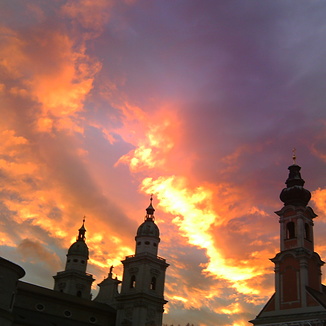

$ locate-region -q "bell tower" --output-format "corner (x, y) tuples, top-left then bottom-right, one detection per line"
(251, 157), (326, 325)
(273, 163), (323, 309)
(53, 219), (94, 299)
(115, 197), (169, 326)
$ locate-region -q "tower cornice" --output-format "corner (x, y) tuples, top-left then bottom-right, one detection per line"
(271, 249), (325, 266)
(275, 205), (317, 219)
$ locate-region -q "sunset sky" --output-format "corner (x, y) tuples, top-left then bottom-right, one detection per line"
(1, 1), (326, 325)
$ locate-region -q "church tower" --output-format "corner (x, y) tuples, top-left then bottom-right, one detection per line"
(115, 197), (169, 326)
(251, 158), (326, 325)
(53, 219), (94, 299)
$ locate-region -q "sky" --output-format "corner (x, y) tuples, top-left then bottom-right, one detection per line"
(1, 0), (326, 325)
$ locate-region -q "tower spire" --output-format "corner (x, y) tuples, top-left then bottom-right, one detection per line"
(145, 194), (155, 220)
(53, 216), (94, 299)
(77, 216), (86, 241)
(116, 195), (168, 326)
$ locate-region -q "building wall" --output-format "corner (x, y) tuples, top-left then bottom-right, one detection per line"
(13, 281), (116, 326)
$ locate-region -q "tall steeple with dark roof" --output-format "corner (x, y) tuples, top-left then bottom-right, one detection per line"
(115, 196), (169, 326)
(53, 219), (94, 299)
(250, 158), (326, 326)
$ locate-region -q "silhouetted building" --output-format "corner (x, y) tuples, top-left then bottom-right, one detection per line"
(250, 163), (326, 326)
(53, 219), (95, 299)
(0, 198), (168, 326)
(116, 198), (169, 326)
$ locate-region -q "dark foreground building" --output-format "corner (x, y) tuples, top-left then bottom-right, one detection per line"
(251, 162), (326, 326)
(0, 198), (168, 326)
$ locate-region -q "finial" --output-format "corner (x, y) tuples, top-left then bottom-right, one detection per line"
(292, 148), (297, 164)
(83, 216), (86, 224)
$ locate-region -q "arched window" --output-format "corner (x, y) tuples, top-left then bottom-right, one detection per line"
(286, 222), (295, 239)
(305, 223), (310, 240)
(130, 275), (136, 288)
(150, 277), (156, 290)
(76, 291), (82, 297)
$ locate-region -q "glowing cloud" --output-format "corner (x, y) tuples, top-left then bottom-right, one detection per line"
(141, 176), (261, 294)
(1, 1), (326, 325)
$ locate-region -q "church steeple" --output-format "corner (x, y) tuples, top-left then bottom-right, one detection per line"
(135, 196), (160, 256)
(277, 159), (316, 253)
(65, 219), (89, 270)
(53, 218), (94, 299)
(116, 196), (169, 326)
(250, 159), (326, 325)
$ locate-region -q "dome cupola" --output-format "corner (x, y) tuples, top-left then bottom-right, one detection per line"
(65, 218), (89, 271)
(67, 239), (89, 257)
(135, 196), (160, 256)
(53, 217), (94, 298)
(280, 153), (311, 207)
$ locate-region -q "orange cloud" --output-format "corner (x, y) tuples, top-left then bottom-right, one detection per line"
(0, 26), (27, 78)
(117, 103), (180, 171)
(1, 17), (102, 135)
(312, 188), (326, 222)
(111, 100), (274, 299)
(140, 174), (273, 295)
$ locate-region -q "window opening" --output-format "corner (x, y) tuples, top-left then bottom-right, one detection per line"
(305, 223), (310, 240)
(130, 275), (136, 288)
(150, 277), (156, 290)
(286, 222), (295, 239)
(90, 317), (97, 323)
(64, 310), (72, 317)
(35, 304), (44, 311)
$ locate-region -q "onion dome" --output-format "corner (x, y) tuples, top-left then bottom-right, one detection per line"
(67, 219), (89, 258)
(136, 196), (160, 238)
(280, 164), (311, 207)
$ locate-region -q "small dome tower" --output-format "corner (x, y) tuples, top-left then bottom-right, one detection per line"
(65, 219), (89, 273)
(135, 196), (160, 256)
(53, 218), (94, 299)
(116, 196), (169, 326)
